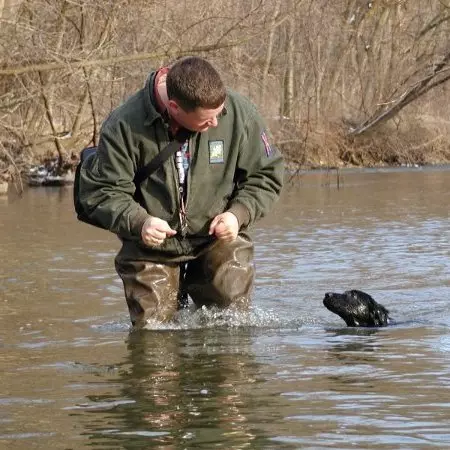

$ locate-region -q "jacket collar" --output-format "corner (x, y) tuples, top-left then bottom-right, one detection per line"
(143, 71), (162, 127)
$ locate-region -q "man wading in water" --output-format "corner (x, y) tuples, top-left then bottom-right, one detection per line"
(78, 56), (284, 328)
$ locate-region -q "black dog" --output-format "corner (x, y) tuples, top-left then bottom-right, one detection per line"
(323, 290), (392, 327)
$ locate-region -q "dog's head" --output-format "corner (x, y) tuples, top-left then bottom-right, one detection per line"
(323, 289), (390, 327)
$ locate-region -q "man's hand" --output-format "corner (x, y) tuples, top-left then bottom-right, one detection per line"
(141, 217), (177, 247)
(209, 212), (239, 242)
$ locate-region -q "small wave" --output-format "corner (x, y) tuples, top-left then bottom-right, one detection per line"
(140, 305), (311, 331)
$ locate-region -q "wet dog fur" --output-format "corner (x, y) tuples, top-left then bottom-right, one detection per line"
(323, 289), (392, 327)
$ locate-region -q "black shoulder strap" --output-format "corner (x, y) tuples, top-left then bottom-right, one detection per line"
(134, 128), (191, 185)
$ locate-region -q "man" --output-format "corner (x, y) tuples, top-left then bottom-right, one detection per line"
(78, 56), (284, 327)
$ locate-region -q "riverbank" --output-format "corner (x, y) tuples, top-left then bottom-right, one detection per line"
(276, 122), (450, 172)
(1, 131), (450, 195)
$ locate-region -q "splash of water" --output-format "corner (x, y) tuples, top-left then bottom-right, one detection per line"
(141, 305), (300, 331)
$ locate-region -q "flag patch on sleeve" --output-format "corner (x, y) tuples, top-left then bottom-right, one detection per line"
(261, 131), (273, 157)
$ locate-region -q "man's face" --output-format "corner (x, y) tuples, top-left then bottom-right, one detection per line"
(168, 100), (224, 132)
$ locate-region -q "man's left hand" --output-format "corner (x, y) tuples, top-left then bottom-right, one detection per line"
(209, 212), (239, 242)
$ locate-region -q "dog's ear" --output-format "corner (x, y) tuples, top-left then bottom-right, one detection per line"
(347, 290), (375, 303)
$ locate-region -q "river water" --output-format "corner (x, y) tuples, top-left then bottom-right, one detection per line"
(1, 167), (449, 449)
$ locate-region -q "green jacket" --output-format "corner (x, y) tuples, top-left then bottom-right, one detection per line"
(79, 71), (284, 261)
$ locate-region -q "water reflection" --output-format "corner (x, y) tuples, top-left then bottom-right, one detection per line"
(1, 167), (450, 449)
(326, 327), (383, 354)
(80, 329), (275, 449)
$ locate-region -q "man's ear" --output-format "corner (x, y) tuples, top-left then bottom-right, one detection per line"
(167, 99), (180, 114)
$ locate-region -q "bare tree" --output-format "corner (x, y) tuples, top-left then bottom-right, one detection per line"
(1, 0), (450, 172)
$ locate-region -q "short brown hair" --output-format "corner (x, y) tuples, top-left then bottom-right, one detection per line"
(166, 56), (226, 112)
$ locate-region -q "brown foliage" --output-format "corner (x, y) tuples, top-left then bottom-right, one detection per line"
(1, 0), (450, 174)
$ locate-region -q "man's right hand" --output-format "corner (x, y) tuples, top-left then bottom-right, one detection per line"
(141, 216), (177, 247)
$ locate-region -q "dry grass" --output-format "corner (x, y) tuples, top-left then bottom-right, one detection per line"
(276, 117), (450, 171)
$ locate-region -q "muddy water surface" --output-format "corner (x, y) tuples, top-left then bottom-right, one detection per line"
(1, 167), (449, 449)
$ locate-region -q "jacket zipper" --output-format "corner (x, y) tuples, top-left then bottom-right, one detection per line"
(182, 136), (192, 236)
(174, 134), (191, 237)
